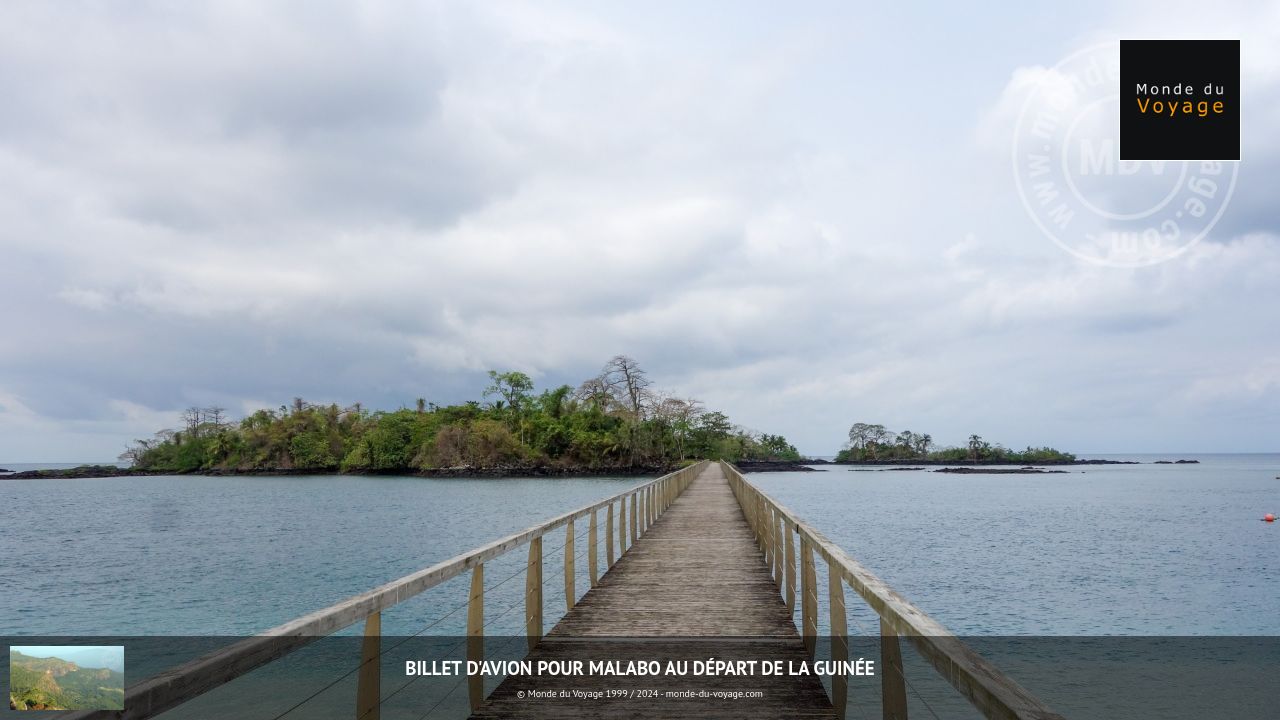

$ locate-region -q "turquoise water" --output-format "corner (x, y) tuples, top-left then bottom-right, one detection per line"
(752, 454), (1280, 636)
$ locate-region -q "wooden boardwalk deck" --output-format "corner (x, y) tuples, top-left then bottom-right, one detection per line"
(469, 463), (835, 719)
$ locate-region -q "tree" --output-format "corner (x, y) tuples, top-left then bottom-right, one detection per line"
(205, 407), (227, 430)
(485, 370), (534, 446)
(968, 434), (984, 462)
(574, 376), (614, 411)
(182, 407), (203, 437)
(914, 433), (933, 456)
(602, 355), (651, 419)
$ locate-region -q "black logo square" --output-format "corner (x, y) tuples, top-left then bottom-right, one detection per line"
(1120, 40), (1239, 160)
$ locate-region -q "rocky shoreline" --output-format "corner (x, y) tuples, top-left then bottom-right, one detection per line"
(0, 463), (683, 480)
(1, 457), (1203, 479)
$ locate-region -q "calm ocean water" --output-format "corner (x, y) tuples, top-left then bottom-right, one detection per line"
(752, 453), (1280, 636)
(2, 456), (1278, 718)
(3, 455), (1276, 638)
(0, 472), (646, 636)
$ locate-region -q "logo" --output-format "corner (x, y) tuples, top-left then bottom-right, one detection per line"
(1013, 42), (1238, 267)
(1120, 40), (1240, 161)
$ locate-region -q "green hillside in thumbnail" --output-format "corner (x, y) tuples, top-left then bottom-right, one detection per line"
(9, 650), (124, 711)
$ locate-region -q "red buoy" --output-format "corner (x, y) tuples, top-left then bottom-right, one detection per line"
(1266, 513), (1277, 523)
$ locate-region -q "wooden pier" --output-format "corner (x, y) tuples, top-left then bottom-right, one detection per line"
(66, 461), (1065, 720)
(469, 462), (834, 719)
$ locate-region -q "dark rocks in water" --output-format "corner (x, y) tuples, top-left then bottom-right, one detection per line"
(735, 461), (820, 473)
(0, 468), (9, 473)
(7, 463), (678, 480)
(879, 467), (926, 471)
(1174, 459), (1200, 464)
(2, 464), (134, 480)
(935, 467), (1068, 474)
(1073, 459), (1139, 465)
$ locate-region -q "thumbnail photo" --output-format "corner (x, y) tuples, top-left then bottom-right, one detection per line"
(8, 646), (124, 711)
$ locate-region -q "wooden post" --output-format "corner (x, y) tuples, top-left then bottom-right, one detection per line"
(772, 509), (784, 590)
(760, 497), (770, 556)
(640, 487), (648, 534)
(525, 537), (542, 651)
(785, 522), (797, 614)
(606, 503), (616, 566)
(355, 611), (380, 720)
(801, 537), (817, 658)
(564, 519), (575, 611)
(830, 571), (849, 720)
(763, 504), (774, 569)
(467, 565), (484, 711)
(630, 493), (638, 544)
(880, 618), (908, 720)
(619, 498), (628, 553)
(588, 510), (599, 587)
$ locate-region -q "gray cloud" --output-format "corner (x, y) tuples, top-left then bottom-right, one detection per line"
(2, 1), (1279, 461)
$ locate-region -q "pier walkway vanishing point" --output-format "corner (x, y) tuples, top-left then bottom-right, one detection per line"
(66, 461), (1065, 720)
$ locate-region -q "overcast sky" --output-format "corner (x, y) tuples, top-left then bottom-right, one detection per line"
(2, 0), (1278, 461)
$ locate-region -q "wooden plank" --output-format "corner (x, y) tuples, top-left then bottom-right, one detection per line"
(588, 509), (599, 587)
(881, 618), (908, 720)
(801, 536), (817, 658)
(619, 496), (628, 554)
(526, 536), (543, 651)
(630, 492), (638, 544)
(606, 503), (615, 566)
(467, 565), (484, 711)
(785, 520), (797, 614)
(773, 507), (784, 590)
(471, 462), (834, 719)
(830, 572), (849, 720)
(355, 611), (379, 720)
(564, 518), (575, 611)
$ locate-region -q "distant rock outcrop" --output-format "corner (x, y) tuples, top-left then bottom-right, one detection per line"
(935, 467), (1069, 474)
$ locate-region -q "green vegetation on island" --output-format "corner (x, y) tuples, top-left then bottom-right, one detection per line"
(9, 650), (124, 711)
(122, 356), (802, 474)
(834, 423), (1076, 464)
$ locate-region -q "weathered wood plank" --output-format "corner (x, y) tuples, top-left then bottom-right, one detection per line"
(881, 618), (908, 720)
(471, 463), (834, 719)
(467, 565), (485, 711)
(355, 611), (380, 720)
(588, 510), (599, 588)
(526, 536), (543, 651)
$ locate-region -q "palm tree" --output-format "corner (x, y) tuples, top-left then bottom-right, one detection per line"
(968, 434), (983, 463)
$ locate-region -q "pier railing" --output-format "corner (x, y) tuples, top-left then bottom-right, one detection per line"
(66, 461), (708, 720)
(721, 461), (1065, 720)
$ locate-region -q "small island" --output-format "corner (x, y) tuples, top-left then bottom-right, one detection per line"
(13, 357), (804, 480)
